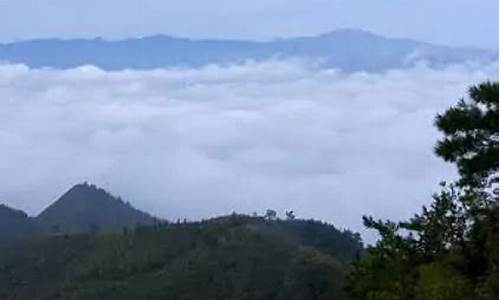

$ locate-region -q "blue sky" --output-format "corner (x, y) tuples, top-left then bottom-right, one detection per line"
(0, 0), (498, 49)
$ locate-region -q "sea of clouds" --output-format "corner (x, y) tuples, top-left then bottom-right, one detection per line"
(0, 59), (497, 238)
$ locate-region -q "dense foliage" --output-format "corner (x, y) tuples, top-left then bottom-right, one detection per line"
(0, 215), (362, 300)
(346, 82), (499, 300)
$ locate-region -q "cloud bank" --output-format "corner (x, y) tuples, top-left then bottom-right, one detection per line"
(0, 60), (497, 238)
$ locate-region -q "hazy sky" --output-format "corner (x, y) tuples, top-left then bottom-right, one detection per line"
(0, 0), (498, 49)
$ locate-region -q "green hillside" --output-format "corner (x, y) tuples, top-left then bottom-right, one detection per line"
(0, 215), (362, 300)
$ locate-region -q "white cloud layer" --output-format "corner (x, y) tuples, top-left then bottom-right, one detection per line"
(0, 60), (497, 238)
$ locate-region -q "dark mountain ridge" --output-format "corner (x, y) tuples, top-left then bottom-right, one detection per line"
(0, 184), (363, 299)
(0, 204), (37, 242)
(0, 183), (156, 239)
(36, 183), (156, 234)
(0, 28), (496, 71)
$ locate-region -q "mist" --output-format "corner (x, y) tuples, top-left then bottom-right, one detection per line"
(0, 59), (497, 236)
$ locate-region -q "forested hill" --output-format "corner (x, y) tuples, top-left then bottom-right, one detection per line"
(36, 183), (156, 234)
(0, 183), (157, 242)
(0, 215), (362, 300)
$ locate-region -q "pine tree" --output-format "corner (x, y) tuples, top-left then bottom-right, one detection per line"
(347, 82), (499, 300)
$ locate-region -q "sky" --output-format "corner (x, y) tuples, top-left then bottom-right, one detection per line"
(0, 0), (498, 49)
(0, 61), (497, 238)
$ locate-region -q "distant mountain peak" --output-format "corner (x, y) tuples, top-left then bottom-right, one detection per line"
(36, 183), (157, 234)
(64, 181), (116, 199)
(318, 28), (377, 38)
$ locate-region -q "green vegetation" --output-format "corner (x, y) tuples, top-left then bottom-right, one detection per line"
(346, 82), (499, 300)
(0, 215), (361, 300)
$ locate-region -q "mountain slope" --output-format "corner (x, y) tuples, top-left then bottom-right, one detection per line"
(0, 29), (495, 71)
(269, 29), (496, 71)
(0, 215), (362, 300)
(36, 183), (156, 234)
(0, 204), (37, 242)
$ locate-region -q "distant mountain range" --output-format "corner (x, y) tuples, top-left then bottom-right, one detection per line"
(0, 29), (496, 71)
(0, 183), (156, 241)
